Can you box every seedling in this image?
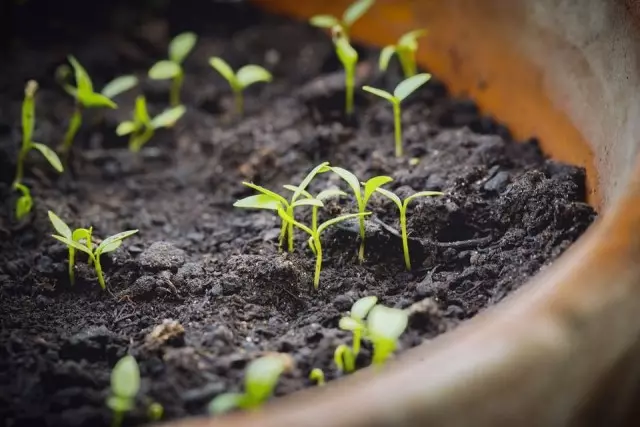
[208,354,290,415]
[331,27,358,115]
[14,80,63,185]
[283,185,346,233]
[107,355,140,427]
[147,402,164,422]
[339,296,378,356]
[59,56,128,153]
[366,305,409,366]
[330,167,393,262]
[374,188,444,269]
[51,229,138,289]
[309,368,326,386]
[334,344,355,373]
[379,29,427,78]
[48,210,93,285]
[233,162,331,252]
[363,73,432,157]
[278,207,368,288]
[309,0,375,38]
[148,32,197,107]
[116,95,186,152]
[208,57,272,115]
[14,183,33,221]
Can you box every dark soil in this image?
[0,2,597,426]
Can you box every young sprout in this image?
[309,0,375,38]
[309,368,326,386]
[379,29,427,78]
[331,27,358,115]
[208,354,290,415]
[14,183,33,221]
[330,167,393,262]
[233,162,331,252]
[334,344,356,373]
[366,305,409,366]
[147,402,164,422]
[59,56,129,153]
[48,210,93,285]
[278,207,369,288]
[363,73,431,157]
[148,32,197,107]
[374,188,444,270]
[339,296,378,356]
[208,57,272,115]
[106,355,140,427]
[51,229,138,289]
[116,95,186,152]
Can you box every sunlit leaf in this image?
[362,85,395,103]
[398,29,427,50]
[242,182,289,207]
[342,0,375,26]
[317,212,369,235]
[110,355,140,399]
[134,95,151,126]
[351,295,378,320]
[236,65,272,89]
[330,167,362,204]
[244,355,288,403]
[32,143,63,173]
[96,230,138,255]
[149,60,181,80]
[233,194,283,211]
[393,73,431,102]
[151,105,186,129]
[378,45,396,72]
[208,393,245,415]
[48,211,72,239]
[338,317,362,331]
[169,32,197,64]
[367,305,408,341]
[404,191,444,210]
[52,234,93,257]
[291,161,331,203]
[209,57,237,87]
[116,121,137,136]
[316,188,347,201]
[309,15,340,28]
[292,198,324,209]
[68,55,94,97]
[363,176,393,203]
[78,92,117,109]
[374,187,402,211]
[101,75,138,98]
[100,240,123,254]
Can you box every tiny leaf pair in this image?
[331,167,392,262]
[51,227,138,289]
[310,0,375,38]
[149,32,197,106]
[363,73,431,157]
[208,354,291,415]
[107,355,140,427]
[375,188,444,269]
[209,57,272,115]
[379,29,427,78]
[116,95,186,152]
[48,211,93,285]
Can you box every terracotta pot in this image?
[165,0,640,425]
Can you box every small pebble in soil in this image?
[138,241,187,272]
[145,319,185,349]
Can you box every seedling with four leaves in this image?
[363,73,431,157]
[374,188,444,270]
[208,354,290,414]
[309,0,375,38]
[107,355,140,427]
[48,211,93,285]
[209,57,272,115]
[13,80,63,220]
[379,29,427,78]
[116,95,186,152]
[148,32,197,107]
[331,27,359,115]
[51,228,138,289]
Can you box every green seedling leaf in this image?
[68,55,94,97]
[52,234,93,257]
[339,317,362,331]
[96,230,138,255]
[236,65,272,88]
[169,32,197,64]
[309,15,340,28]
[291,162,331,203]
[149,60,181,80]
[343,0,375,26]
[101,75,138,98]
[317,212,369,235]
[378,45,396,72]
[110,355,140,399]
[316,188,347,201]
[233,194,283,211]
[367,305,409,341]
[404,191,445,207]
[107,395,134,413]
[48,211,72,239]
[330,167,362,203]
[72,228,92,245]
[334,35,358,67]
[362,85,395,102]
[31,143,63,173]
[292,198,324,209]
[99,239,123,255]
[363,176,393,203]
[398,29,427,49]
[350,295,378,320]
[134,96,151,126]
[393,73,431,101]
[283,184,313,200]
[242,182,289,207]
[151,105,186,129]
[208,393,245,415]
[375,187,402,209]
[209,57,236,86]
[116,121,137,136]
[15,183,33,220]
[79,92,117,109]
[244,355,288,404]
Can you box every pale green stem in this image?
[94,254,106,290]
[313,239,322,289]
[13,145,29,187]
[393,101,402,157]
[61,106,82,153]
[287,207,295,253]
[277,220,287,251]
[358,213,366,262]
[352,328,362,356]
[130,126,155,153]
[111,410,124,427]
[345,65,355,115]
[234,89,244,116]
[170,72,183,107]
[398,49,416,78]
[312,207,319,234]
[400,207,411,270]
[68,248,75,285]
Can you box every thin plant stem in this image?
[68,248,75,285]
[345,66,355,115]
[235,89,244,116]
[130,126,154,153]
[111,410,124,427]
[13,146,29,187]
[313,240,322,289]
[277,221,287,251]
[94,255,106,290]
[62,105,82,153]
[358,213,366,262]
[287,207,295,253]
[352,328,362,356]
[312,207,319,233]
[170,72,183,107]
[393,101,402,157]
[400,207,411,270]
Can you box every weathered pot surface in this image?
[165,0,640,426]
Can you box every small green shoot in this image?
[147,402,164,422]
[334,344,355,373]
[379,29,427,78]
[233,162,331,252]
[374,188,444,269]
[331,167,392,262]
[107,355,140,427]
[332,27,358,115]
[51,229,138,289]
[277,207,369,289]
[48,210,94,285]
[208,354,290,415]
[366,305,409,366]
[309,368,326,386]
[339,296,378,356]
[116,95,186,152]
[60,56,125,153]
[362,73,431,157]
[309,0,375,37]
[208,57,272,115]
[14,183,33,221]
[148,32,197,107]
